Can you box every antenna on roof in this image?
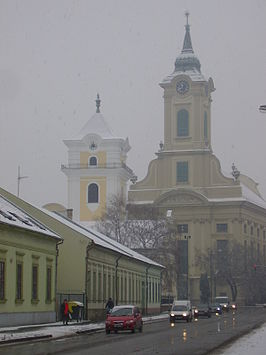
[17,165,29,197]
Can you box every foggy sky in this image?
[0,0,266,207]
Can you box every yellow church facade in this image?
[128,16,266,304]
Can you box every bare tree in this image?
[195,241,266,304]
[95,194,128,244]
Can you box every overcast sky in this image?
[0,0,266,207]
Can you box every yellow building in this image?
[61,94,135,224]
[128,15,266,304]
[0,187,164,320]
[0,194,62,326]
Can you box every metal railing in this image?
[61,162,134,175]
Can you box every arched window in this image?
[88,183,99,203]
[204,112,208,139]
[177,109,189,137]
[89,156,97,166]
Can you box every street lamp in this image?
[259,104,266,113]
[184,234,192,299]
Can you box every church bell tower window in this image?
[88,183,99,203]
[89,156,97,166]
[177,109,189,137]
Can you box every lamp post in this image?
[177,224,191,299]
[184,234,191,299]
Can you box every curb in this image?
[0,334,52,345]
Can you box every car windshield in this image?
[215,297,229,303]
[197,304,208,309]
[210,303,220,307]
[172,305,187,311]
[110,307,133,316]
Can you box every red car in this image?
[105,305,143,334]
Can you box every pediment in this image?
[155,189,208,206]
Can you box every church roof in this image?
[78,112,115,139]
[77,94,117,139]
[161,13,206,84]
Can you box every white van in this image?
[169,300,192,323]
[215,296,230,312]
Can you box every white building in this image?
[61,94,134,223]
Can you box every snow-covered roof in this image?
[0,195,61,240]
[76,112,119,140]
[241,183,266,209]
[207,183,266,210]
[41,209,164,269]
[161,68,206,85]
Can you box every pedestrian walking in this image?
[105,297,114,314]
[61,299,69,325]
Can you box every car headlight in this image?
[224,305,227,307]
[182,313,187,317]
[232,304,236,308]
[170,313,175,317]
[194,310,198,313]
[217,307,220,310]
[126,320,134,324]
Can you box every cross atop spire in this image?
[95,93,101,113]
[185,10,189,26]
[174,12,201,73]
[182,11,193,54]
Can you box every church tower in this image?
[62,94,134,224]
[128,14,266,303]
[159,12,215,189]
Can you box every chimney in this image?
[66,209,73,220]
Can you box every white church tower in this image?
[61,94,134,223]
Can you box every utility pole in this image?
[17,165,28,197]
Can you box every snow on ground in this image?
[212,322,266,355]
[0,314,169,343]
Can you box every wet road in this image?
[1,307,265,355]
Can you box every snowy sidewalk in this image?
[0,313,169,345]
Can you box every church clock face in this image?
[176,80,189,94]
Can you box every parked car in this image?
[169,300,192,323]
[105,305,143,334]
[209,302,222,315]
[194,304,211,318]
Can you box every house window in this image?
[177,109,189,137]
[92,272,96,301]
[16,263,23,301]
[89,156,97,166]
[177,224,188,233]
[32,265,38,301]
[46,267,52,302]
[204,111,208,139]
[244,224,247,234]
[216,223,228,233]
[257,228,260,237]
[251,226,254,235]
[88,183,99,203]
[0,261,5,301]
[176,161,188,183]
